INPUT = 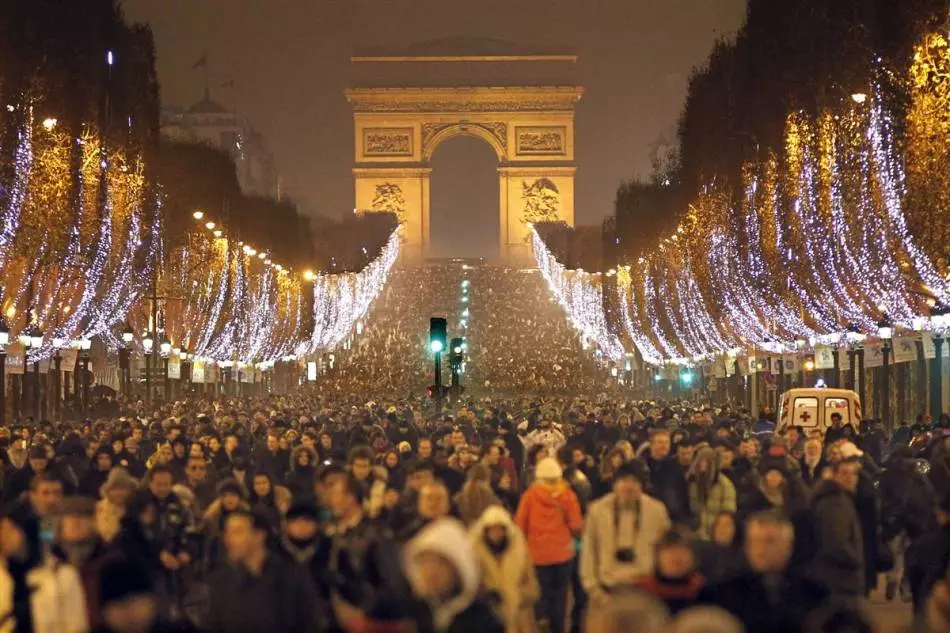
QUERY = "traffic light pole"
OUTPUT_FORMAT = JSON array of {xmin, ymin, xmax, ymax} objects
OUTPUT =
[{"xmin": 434, "ymin": 350, "xmax": 443, "ymax": 409}]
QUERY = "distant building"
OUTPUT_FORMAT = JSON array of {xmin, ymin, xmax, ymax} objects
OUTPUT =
[{"xmin": 161, "ymin": 89, "xmax": 278, "ymax": 198}]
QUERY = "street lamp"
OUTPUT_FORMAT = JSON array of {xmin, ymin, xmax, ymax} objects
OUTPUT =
[
  {"xmin": 20, "ymin": 324, "xmax": 43, "ymax": 419},
  {"xmin": 0, "ymin": 316, "xmax": 8, "ymax": 428},
  {"xmin": 878, "ymin": 314, "xmax": 894, "ymax": 431},
  {"xmin": 160, "ymin": 338, "xmax": 171, "ymax": 402},
  {"xmin": 845, "ymin": 323, "xmax": 866, "ymax": 395},
  {"xmin": 142, "ymin": 331, "xmax": 154, "ymax": 404},
  {"xmin": 851, "ymin": 92, "xmax": 868, "ymax": 104},
  {"xmin": 930, "ymin": 303, "xmax": 950, "ymax": 416},
  {"xmin": 193, "ymin": 210, "xmax": 204, "ymax": 220}
]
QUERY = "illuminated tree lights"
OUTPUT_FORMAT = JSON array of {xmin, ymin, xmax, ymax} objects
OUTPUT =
[
  {"xmin": 304, "ymin": 227, "xmax": 400, "ymax": 354},
  {"xmin": 532, "ymin": 89, "xmax": 950, "ymax": 365},
  {"xmin": 0, "ymin": 112, "xmax": 159, "ymax": 361},
  {"xmin": 0, "ymin": 106, "xmax": 401, "ymax": 369},
  {"xmin": 532, "ymin": 228, "xmax": 625, "ymax": 360}
]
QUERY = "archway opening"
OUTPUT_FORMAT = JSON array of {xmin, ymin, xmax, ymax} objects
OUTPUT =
[{"xmin": 429, "ymin": 135, "xmax": 500, "ymax": 260}]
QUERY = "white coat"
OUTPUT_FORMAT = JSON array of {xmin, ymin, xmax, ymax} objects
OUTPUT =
[{"xmin": 0, "ymin": 557, "xmax": 88, "ymax": 633}]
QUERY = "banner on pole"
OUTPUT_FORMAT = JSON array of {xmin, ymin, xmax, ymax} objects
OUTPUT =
[
  {"xmin": 815, "ymin": 346, "xmax": 835, "ymax": 370},
  {"xmin": 923, "ymin": 334, "xmax": 936, "ymax": 360},
  {"xmin": 167, "ymin": 358, "xmax": 181, "ymax": 380},
  {"xmin": 61, "ymin": 349, "xmax": 78, "ymax": 372},
  {"xmin": 782, "ymin": 355, "xmax": 799, "ymax": 373},
  {"xmin": 191, "ymin": 360, "xmax": 205, "ymax": 384},
  {"xmin": 6, "ymin": 344, "xmax": 24, "ymax": 375},
  {"xmin": 893, "ymin": 337, "xmax": 918, "ymax": 364},
  {"xmin": 864, "ymin": 343, "xmax": 884, "ymax": 368}
]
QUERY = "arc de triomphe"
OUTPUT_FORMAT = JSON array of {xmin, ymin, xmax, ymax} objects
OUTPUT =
[{"xmin": 345, "ymin": 39, "xmax": 582, "ymax": 264}]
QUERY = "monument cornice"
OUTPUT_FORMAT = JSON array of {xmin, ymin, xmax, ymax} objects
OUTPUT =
[{"xmin": 344, "ymin": 86, "xmax": 584, "ymax": 113}]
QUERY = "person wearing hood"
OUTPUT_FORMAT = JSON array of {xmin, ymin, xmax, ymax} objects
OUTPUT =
[
  {"xmin": 0, "ymin": 500, "xmax": 89, "ymax": 633},
  {"xmin": 96, "ymin": 467, "xmax": 139, "ymax": 543},
  {"xmin": 515, "ymin": 457, "xmax": 583, "ymax": 633},
  {"xmin": 687, "ymin": 448, "xmax": 736, "ymax": 540},
  {"xmin": 799, "ymin": 436, "xmax": 827, "ymax": 489},
  {"xmin": 285, "ymin": 445, "xmax": 318, "ymax": 506},
  {"xmin": 404, "ymin": 517, "xmax": 505, "ymax": 633},
  {"xmin": 469, "ymin": 506, "xmax": 539, "ymax": 633}
]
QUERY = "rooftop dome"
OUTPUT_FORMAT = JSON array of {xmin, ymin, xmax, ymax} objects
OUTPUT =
[{"xmin": 187, "ymin": 88, "xmax": 229, "ymax": 115}]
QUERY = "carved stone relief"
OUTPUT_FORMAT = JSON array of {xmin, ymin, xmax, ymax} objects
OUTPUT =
[
  {"xmin": 521, "ymin": 178, "xmax": 560, "ymax": 224},
  {"xmin": 371, "ymin": 183, "xmax": 407, "ymax": 222},
  {"xmin": 363, "ymin": 128, "xmax": 413, "ymax": 156},
  {"xmin": 516, "ymin": 126, "xmax": 566, "ymax": 155}
]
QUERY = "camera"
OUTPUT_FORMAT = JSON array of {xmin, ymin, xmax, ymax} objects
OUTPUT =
[{"xmin": 615, "ymin": 548, "xmax": 636, "ymax": 563}]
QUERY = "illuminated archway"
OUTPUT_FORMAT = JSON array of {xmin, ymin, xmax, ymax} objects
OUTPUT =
[{"xmin": 346, "ymin": 72, "xmax": 581, "ymax": 264}]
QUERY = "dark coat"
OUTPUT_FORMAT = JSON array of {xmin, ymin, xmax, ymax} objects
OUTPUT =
[
  {"xmin": 645, "ymin": 456, "xmax": 691, "ymax": 525},
  {"xmin": 206, "ymin": 554, "xmax": 320, "ymax": 633},
  {"xmin": 807, "ymin": 480, "xmax": 865, "ymax": 597},
  {"xmin": 906, "ymin": 524, "xmax": 950, "ymax": 613},
  {"xmin": 699, "ymin": 569, "xmax": 829, "ymax": 633}
]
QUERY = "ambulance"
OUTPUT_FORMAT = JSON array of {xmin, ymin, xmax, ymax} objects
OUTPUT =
[{"xmin": 775, "ymin": 388, "xmax": 862, "ymax": 435}]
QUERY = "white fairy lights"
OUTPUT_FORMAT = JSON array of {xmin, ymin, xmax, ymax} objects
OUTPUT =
[{"xmin": 533, "ymin": 89, "xmax": 948, "ymax": 366}]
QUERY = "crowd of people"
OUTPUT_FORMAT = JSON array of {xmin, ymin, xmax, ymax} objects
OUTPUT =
[
  {"xmin": 315, "ymin": 263, "xmax": 610, "ymax": 398},
  {"xmin": 2, "ymin": 264, "xmax": 950, "ymax": 633},
  {"xmin": 1, "ymin": 391, "xmax": 950, "ymax": 633}
]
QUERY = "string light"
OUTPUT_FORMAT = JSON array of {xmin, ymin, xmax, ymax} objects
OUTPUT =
[{"xmin": 533, "ymin": 85, "xmax": 948, "ymax": 365}]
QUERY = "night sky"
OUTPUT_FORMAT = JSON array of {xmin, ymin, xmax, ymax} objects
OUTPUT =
[{"xmin": 123, "ymin": 0, "xmax": 746, "ymax": 256}]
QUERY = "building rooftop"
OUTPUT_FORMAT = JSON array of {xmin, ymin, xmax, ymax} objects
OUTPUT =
[{"xmin": 353, "ymin": 36, "xmax": 576, "ymax": 62}]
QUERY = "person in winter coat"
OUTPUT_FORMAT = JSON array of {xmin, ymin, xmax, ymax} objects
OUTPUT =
[
  {"xmin": 644, "ymin": 430, "xmax": 691, "ymax": 526},
  {"xmin": 96, "ymin": 467, "xmax": 139, "ymax": 544},
  {"xmin": 93, "ymin": 558, "xmax": 198, "ymax": 633},
  {"xmin": 404, "ymin": 517, "xmax": 505, "ymax": 633},
  {"xmin": 0, "ymin": 501, "xmax": 89, "ymax": 633},
  {"xmin": 515, "ymin": 457, "xmax": 583, "ymax": 633},
  {"xmin": 695, "ymin": 512, "xmax": 742, "ymax": 585},
  {"xmin": 80, "ymin": 447, "xmax": 116, "ymax": 499},
  {"xmin": 206, "ymin": 508, "xmax": 320, "ymax": 633},
  {"xmin": 284, "ymin": 446, "xmax": 318, "ymax": 506},
  {"xmin": 906, "ymin": 491, "xmax": 950, "ymax": 614},
  {"xmin": 699, "ymin": 511, "xmax": 828, "ymax": 633},
  {"xmin": 455, "ymin": 464, "xmax": 501, "ymax": 526},
  {"xmin": 799, "ymin": 437, "xmax": 828, "ymax": 489},
  {"xmin": 469, "ymin": 506, "xmax": 540, "ymax": 633},
  {"xmin": 581, "ymin": 460, "xmax": 671, "ymax": 602},
  {"xmin": 807, "ymin": 457, "xmax": 865, "ymax": 598},
  {"xmin": 687, "ymin": 448, "xmax": 736, "ymax": 540},
  {"xmin": 631, "ymin": 528, "xmax": 704, "ymax": 615}
]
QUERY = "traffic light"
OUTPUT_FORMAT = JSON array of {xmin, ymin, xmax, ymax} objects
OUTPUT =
[
  {"xmin": 429, "ymin": 317, "xmax": 447, "ymax": 354},
  {"xmin": 680, "ymin": 369, "xmax": 694, "ymax": 386}
]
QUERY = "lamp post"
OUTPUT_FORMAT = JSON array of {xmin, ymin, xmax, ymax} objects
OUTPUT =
[
  {"xmin": 931, "ymin": 305, "xmax": 949, "ymax": 416},
  {"xmin": 142, "ymin": 331, "xmax": 154, "ymax": 405},
  {"xmin": 160, "ymin": 337, "xmax": 171, "ymax": 403},
  {"xmin": 180, "ymin": 347, "xmax": 190, "ymax": 392},
  {"xmin": 120, "ymin": 323, "xmax": 134, "ymax": 396},
  {"xmin": 19, "ymin": 323, "xmax": 43, "ymax": 419},
  {"xmin": 51, "ymin": 336, "xmax": 66, "ymax": 419},
  {"xmin": 0, "ymin": 317, "xmax": 8, "ymax": 427},
  {"xmin": 74, "ymin": 337, "xmax": 91, "ymax": 415},
  {"xmin": 845, "ymin": 323, "xmax": 867, "ymax": 395},
  {"xmin": 878, "ymin": 314, "xmax": 894, "ymax": 432}
]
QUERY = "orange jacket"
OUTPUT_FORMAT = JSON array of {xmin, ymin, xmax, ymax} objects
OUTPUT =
[{"xmin": 515, "ymin": 480, "xmax": 584, "ymax": 565}]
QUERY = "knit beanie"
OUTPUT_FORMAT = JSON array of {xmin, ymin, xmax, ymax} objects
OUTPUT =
[{"xmin": 535, "ymin": 457, "xmax": 563, "ymax": 481}]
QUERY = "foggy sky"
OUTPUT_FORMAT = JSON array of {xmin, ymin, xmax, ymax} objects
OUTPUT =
[{"xmin": 122, "ymin": 0, "xmax": 746, "ymax": 253}]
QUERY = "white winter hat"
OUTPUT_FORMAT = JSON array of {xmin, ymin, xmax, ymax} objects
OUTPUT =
[{"xmin": 535, "ymin": 457, "xmax": 563, "ymax": 481}]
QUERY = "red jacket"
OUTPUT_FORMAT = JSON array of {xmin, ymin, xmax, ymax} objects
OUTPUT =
[{"xmin": 515, "ymin": 480, "xmax": 584, "ymax": 565}]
